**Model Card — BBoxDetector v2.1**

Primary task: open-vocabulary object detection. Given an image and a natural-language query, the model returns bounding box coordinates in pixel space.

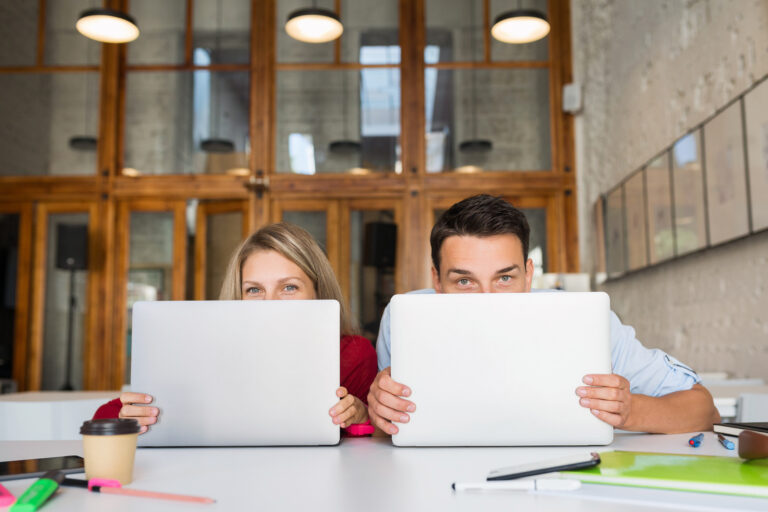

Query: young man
[368,195,720,436]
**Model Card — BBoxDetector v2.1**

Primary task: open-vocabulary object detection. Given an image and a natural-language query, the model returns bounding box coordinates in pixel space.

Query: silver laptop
[131,300,340,446]
[390,292,613,446]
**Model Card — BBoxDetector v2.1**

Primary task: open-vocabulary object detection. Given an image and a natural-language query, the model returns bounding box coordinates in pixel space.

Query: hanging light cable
[76,8,139,43]
[491,0,550,44]
[285,0,343,44]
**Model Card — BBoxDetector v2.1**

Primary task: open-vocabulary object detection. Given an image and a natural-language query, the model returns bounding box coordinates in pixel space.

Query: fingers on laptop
[119,405,159,433]
[581,374,628,389]
[378,370,412,398]
[119,392,153,405]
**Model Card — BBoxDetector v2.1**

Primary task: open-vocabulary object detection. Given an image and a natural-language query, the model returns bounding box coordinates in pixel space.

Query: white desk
[1,433,766,511]
[0,391,117,440]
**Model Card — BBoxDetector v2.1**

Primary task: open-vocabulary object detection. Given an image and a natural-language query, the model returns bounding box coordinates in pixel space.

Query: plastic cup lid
[80,418,141,435]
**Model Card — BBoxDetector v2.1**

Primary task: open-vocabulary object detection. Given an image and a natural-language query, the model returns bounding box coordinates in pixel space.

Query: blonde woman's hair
[219,222,359,336]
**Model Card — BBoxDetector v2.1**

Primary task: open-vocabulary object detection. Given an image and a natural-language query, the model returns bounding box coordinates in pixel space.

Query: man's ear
[524,258,534,292]
[431,266,443,293]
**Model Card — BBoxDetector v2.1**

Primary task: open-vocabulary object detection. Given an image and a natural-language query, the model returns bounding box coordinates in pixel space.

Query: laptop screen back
[131,300,340,447]
[391,292,613,446]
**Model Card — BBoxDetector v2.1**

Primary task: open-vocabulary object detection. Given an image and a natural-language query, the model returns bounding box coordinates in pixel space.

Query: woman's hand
[328,387,368,428]
[117,392,158,434]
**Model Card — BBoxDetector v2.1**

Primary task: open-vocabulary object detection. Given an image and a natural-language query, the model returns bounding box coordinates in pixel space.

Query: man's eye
[458,278,470,286]
[500,275,512,282]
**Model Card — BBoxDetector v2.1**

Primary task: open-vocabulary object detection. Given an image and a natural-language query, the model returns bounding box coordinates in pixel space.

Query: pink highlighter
[0,482,15,507]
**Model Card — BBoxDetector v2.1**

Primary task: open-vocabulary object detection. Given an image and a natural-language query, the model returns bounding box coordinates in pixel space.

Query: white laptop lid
[391,292,613,446]
[131,300,340,447]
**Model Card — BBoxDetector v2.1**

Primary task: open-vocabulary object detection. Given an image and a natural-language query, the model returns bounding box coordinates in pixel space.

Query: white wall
[572,0,768,380]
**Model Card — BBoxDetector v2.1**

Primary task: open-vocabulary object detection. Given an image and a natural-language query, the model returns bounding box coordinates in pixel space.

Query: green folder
[563,451,768,498]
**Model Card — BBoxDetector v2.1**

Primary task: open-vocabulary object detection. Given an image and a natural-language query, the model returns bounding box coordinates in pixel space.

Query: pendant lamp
[459,6,492,156]
[329,74,361,155]
[76,8,139,43]
[285,3,343,44]
[201,0,235,154]
[69,73,97,151]
[491,1,549,44]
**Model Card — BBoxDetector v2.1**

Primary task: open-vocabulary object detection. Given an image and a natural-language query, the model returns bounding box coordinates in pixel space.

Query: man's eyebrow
[496,265,520,274]
[445,268,472,275]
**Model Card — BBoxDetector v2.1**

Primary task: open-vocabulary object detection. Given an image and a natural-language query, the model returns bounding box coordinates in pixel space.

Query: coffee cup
[79,418,141,485]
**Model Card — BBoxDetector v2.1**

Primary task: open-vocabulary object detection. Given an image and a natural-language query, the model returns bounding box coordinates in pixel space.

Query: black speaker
[55,224,88,271]
[363,222,397,268]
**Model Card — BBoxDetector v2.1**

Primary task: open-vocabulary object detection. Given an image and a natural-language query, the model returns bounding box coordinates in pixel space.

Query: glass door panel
[41,212,90,390]
[348,208,397,341]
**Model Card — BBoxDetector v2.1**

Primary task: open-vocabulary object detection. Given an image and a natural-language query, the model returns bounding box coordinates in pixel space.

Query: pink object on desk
[87,478,121,491]
[0,482,15,506]
[345,420,375,436]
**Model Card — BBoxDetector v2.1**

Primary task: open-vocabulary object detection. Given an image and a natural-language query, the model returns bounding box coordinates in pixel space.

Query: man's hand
[329,387,368,428]
[117,392,158,434]
[576,374,631,428]
[367,367,415,435]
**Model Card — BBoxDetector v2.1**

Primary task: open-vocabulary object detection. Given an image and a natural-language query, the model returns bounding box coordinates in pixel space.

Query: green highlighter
[10,470,65,512]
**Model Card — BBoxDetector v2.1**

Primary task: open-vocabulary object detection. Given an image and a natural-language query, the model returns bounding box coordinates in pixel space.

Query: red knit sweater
[93,335,377,419]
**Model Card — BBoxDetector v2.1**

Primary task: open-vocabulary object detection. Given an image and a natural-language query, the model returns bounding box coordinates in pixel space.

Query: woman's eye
[245,287,260,294]
[284,284,298,292]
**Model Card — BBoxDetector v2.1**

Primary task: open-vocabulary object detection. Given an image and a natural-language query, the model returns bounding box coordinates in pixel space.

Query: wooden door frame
[194,200,250,300]
[111,199,187,389]
[27,202,100,391]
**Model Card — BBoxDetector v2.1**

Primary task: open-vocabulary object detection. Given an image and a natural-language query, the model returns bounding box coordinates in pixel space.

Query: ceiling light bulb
[491,10,550,44]
[285,8,343,44]
[76,8,139,43]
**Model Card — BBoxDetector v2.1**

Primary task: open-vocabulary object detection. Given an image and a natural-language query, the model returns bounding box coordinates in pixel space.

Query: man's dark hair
[430,194,530,273]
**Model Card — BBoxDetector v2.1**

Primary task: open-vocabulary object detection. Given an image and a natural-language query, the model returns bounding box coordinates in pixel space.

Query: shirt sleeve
[93,397,122,420]
[376,302,393,371]
[609,311,701,397]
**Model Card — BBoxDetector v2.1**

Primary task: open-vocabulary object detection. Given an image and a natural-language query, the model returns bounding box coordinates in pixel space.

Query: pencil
[92,485,216,504]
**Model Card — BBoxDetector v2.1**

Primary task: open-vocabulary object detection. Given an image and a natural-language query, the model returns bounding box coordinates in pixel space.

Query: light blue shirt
[375,289,700,397]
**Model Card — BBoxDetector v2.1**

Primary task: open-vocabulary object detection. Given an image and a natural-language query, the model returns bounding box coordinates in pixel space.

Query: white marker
[452,479,582,492]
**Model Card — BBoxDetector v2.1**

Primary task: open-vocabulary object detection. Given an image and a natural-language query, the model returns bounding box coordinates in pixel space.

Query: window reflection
[425,68,551,172]
[672,132,707,255]
[0,73,99,176]
[124,70,250,175]
[193,0,250,65]
[276,70,401,174]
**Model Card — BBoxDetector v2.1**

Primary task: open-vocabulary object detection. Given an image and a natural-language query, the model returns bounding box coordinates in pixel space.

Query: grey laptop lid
[131,300,340,447]
[391,292,613,446]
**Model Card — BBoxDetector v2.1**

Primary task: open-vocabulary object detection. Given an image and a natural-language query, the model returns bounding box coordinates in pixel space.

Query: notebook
[714,422,768,437]
[390,292,613,446]
[131,300,340,447]
[564,450,768,498]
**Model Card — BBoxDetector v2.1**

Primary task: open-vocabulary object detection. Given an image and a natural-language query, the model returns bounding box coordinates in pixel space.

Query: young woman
[93,222,377,433]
